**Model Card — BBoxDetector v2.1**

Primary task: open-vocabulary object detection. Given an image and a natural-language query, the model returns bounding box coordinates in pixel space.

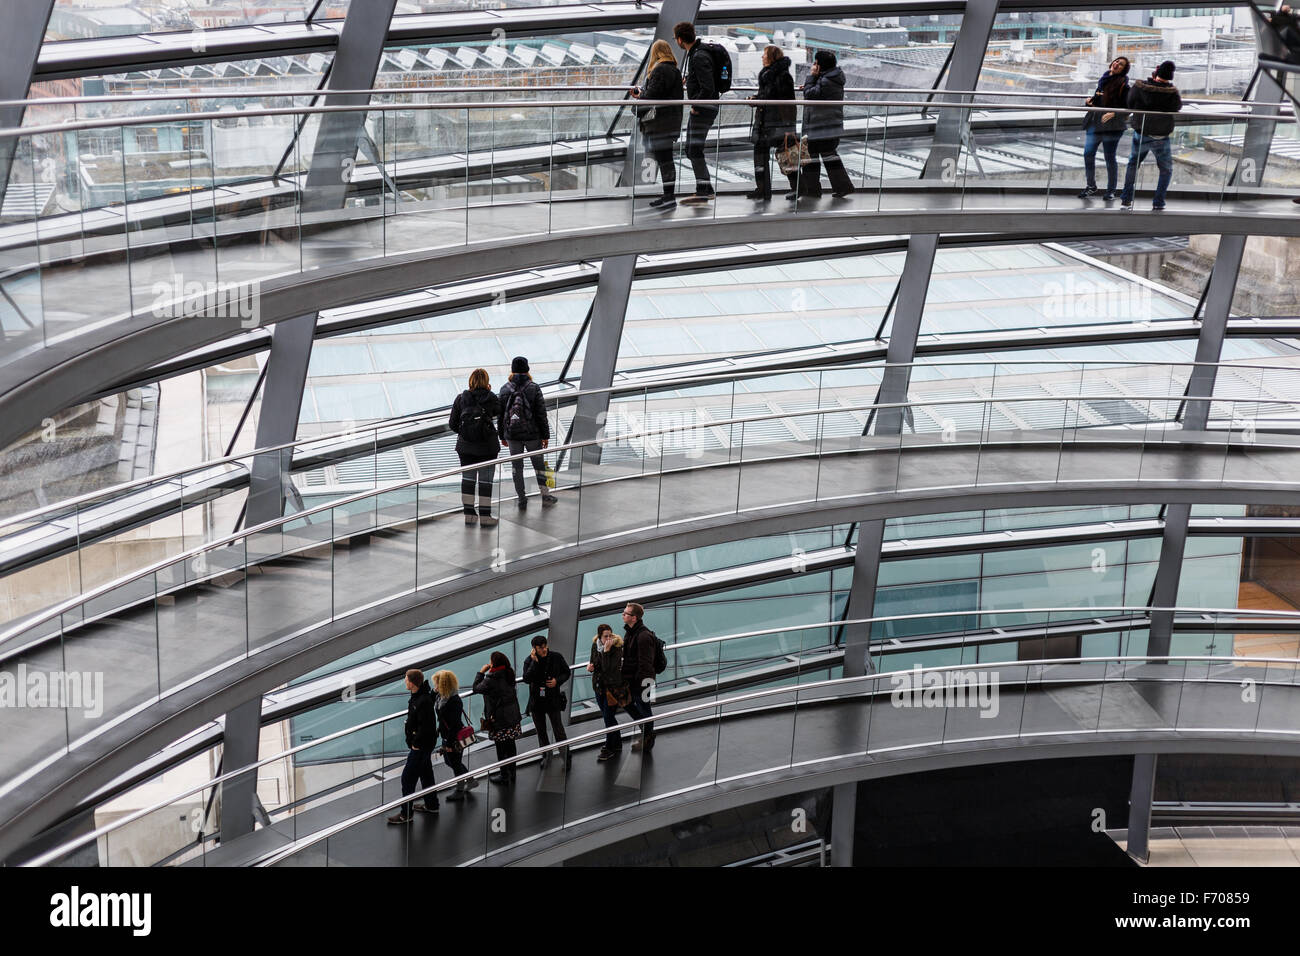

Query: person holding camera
[522,634,571,769]
[473,652,522,785]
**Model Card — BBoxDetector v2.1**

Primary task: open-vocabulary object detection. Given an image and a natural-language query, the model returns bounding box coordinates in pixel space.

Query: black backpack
[700,41,732,94]
[648,630,668,675]
[504,383,535,439]
[458,392,496,444]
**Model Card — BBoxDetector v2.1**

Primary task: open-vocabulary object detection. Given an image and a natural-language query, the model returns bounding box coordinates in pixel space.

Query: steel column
[299,0,400,213]
[920,0,1000,181]
[1126,753,1158,864]
[0,0,56,210]
[830,782,856,866]
[551,254,636,697]
[222,311,316,842]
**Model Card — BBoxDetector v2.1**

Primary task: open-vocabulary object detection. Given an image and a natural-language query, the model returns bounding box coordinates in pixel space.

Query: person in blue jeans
[1077,57,1130,200]
[1119,60,1182,211]
[587,623,629,761]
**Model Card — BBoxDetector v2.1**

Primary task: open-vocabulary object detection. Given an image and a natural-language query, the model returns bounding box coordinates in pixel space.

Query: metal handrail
[2,387,1291,648]
[1,95,1285,139]
[23,602,1300,868]
[2,356,1288,537]
[0,84,1260,109]
[249,650,1300,868]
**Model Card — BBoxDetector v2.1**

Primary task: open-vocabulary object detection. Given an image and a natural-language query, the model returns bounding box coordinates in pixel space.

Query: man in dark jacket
[621,602,660,751]
[1119,60,1182,211]
[497,356,558,510]
[674,21,718,203]
[796,50,854,199]
[747,45,796,201]
[388,669,439,823]
[522,634,571,768]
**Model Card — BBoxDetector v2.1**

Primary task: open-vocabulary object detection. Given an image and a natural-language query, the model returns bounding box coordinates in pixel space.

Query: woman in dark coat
[747,45,796,201]
[432,669,479,799]
[448,367,502,527]
[586,623,629,760]
[472,651,522,784]
[1078,57,1130,200]
[632,38,684,209]
[795,49,854,199]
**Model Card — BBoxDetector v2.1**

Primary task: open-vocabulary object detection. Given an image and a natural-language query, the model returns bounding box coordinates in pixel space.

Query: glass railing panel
[0,629,72,786]
[379,102,469,257]
[0,131,46,363]
[245,513,333,653]
[155,542,247,691]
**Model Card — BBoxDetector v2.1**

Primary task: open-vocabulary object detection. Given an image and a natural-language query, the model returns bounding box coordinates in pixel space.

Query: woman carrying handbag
[587,623,631,762]
[472,652,522,784]
[433,670,479,801]
[746,45,796,201]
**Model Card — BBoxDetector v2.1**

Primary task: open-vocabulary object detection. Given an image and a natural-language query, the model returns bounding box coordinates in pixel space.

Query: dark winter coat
[589,634,627,696]
[449,387,502,459]
[473,665,521,730]
[1269,8,1300,62]
[682,40,718,114]
[497,373,550,442]
[1083,71,1130,132]
[752,55,796,144]
[621,620,658,693]
[435,692,468,750]
[800,65,846,140]
[404,680,439,751]
[1125,78,1181,138]
[522,649,570,715]
[638,59,684,147]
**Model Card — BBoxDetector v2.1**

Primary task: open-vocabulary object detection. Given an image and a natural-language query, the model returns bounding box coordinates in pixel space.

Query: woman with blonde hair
[449,367,503,527]
[432,669,478,800]
[630,38,684,209]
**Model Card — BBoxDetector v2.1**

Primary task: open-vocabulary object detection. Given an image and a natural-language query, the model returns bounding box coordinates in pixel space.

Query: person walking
[587,623,629,761]
[432,669,479,801]
[674,21,718,203]
[631,39,683,210]
[621,602,660,752]
[497,356,557,511]
[522,634,571,769]
[795,50,854,200]
[1077,57,1130,201]
[1119,60,1182,211]
[387,668,440,823]
[448,368,502,527]
[473,652,522,784]
[747,45,796,201]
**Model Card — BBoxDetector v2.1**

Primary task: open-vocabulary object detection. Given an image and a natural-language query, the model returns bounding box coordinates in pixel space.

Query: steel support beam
[619,0,701,187]
[830,782,856,866]
[552,254,637,700]
[0,0,56,210]
[223,311,316,842]
[1126,753,1158,864]
[875,233,939,435]
[1148,503,1191,658]
[299,0,399,214]
[920,0,1000,181]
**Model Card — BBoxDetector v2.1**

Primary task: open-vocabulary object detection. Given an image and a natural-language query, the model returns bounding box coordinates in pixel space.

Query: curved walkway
[0,398,1298,857]
[245,658,1300,867]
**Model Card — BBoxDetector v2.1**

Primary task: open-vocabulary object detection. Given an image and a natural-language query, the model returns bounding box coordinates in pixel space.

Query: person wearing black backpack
[448,368,503,528]
[621,602,662,752]
[674,21,722,204]
[497,356,558,511]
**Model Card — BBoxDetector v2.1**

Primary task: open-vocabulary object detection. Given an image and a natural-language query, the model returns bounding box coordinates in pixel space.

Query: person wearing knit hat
[498,356,558,510]
[1118,59,1181,211]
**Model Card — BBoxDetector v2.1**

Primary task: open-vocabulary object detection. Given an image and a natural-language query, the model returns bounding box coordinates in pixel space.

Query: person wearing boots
[587,623,630,761]
[448,368,502,528]
[433,670,479,801]
[497,356,558,511]
[795,50,855,200]
[620,603,660,752]
[522,634,571,769]
[473,652,522,784]
[1077,57,1130,201]
[747,45,796,201]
